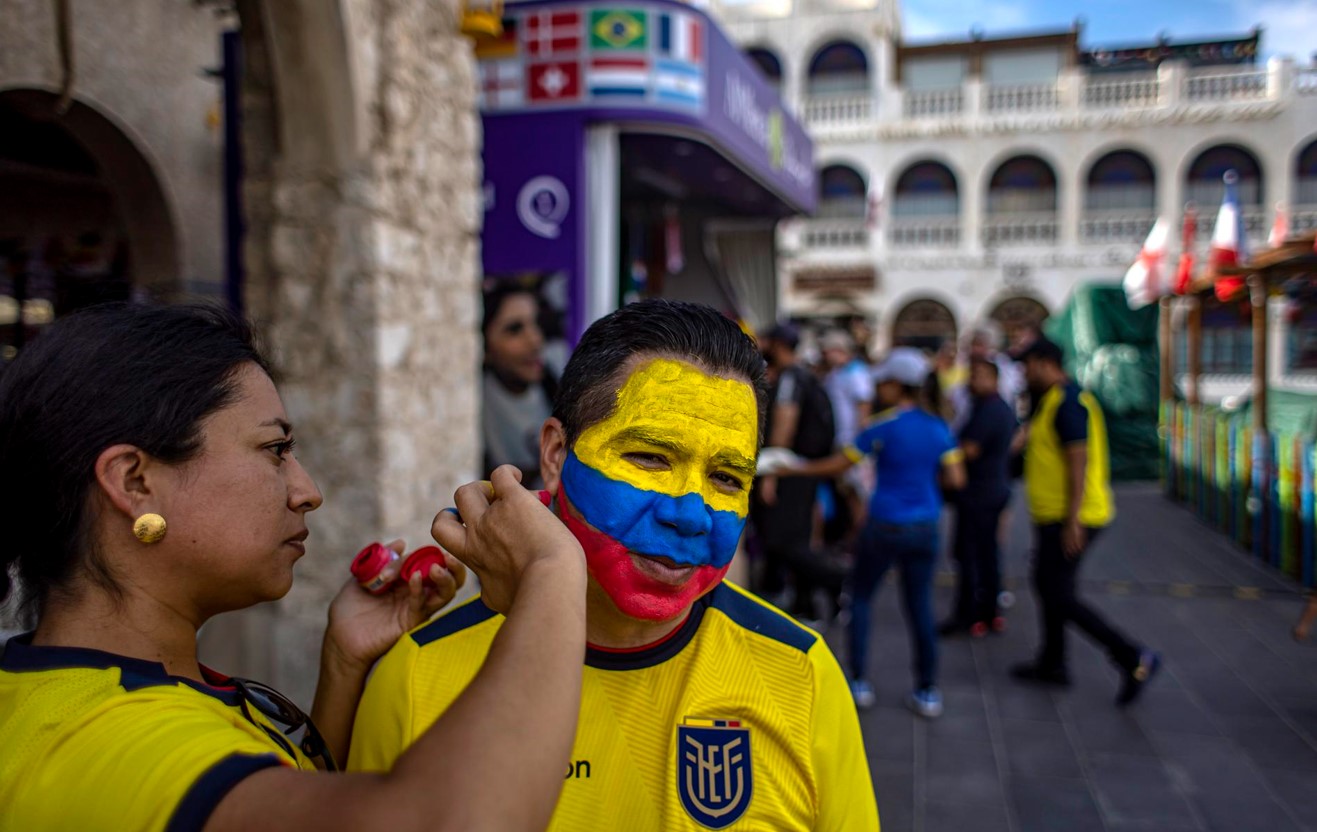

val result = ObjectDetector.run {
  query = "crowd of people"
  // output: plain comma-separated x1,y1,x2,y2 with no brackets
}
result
744,318,1162,718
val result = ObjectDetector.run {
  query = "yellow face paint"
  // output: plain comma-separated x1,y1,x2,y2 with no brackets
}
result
572,358,759,518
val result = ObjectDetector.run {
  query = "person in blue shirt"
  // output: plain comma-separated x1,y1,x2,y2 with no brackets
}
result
780,347,966,718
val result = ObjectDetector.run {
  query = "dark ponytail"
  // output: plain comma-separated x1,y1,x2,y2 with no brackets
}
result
0,303,269,616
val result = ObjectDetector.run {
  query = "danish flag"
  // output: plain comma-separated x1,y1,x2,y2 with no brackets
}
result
522,10,582,57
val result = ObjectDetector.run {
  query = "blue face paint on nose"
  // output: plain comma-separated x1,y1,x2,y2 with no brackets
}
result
561,453,746,568
653,492,714,537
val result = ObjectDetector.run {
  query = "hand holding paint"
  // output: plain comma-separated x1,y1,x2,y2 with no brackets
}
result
431,465,586,614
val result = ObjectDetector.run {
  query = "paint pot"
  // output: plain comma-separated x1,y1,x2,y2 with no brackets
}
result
400,546,448,585
351,542,400,595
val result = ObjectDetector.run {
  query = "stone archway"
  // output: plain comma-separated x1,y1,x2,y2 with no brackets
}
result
988,296,1049,348
0,89,181,358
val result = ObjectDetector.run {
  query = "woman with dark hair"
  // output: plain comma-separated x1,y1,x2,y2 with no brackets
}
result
0,303,586,832
482,282,557,487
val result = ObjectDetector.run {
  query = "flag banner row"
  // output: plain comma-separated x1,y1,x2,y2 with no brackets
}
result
476,6,706,114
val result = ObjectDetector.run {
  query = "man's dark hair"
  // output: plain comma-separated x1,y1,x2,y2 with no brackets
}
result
552,299,769,445
970,356,1000,379
0,303,268,616
1016,335,1064,368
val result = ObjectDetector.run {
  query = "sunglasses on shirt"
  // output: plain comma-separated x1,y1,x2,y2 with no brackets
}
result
229,676,338,772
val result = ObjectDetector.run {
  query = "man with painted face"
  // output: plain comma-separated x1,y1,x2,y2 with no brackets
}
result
349,300,878,831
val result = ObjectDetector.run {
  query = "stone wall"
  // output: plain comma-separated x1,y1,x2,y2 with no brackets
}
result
213,0,482,705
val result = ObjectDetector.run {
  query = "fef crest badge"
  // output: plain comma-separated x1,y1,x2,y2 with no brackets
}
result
677,717,752,828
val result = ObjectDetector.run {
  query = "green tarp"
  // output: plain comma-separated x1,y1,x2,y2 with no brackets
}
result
1044,284,1161,481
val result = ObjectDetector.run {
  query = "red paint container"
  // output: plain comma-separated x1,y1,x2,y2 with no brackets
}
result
351,542,400,594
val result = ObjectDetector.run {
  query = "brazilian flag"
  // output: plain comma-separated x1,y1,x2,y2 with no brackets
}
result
590,9,647,50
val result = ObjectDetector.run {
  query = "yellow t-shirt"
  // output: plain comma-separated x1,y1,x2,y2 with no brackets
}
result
0,634,317,832
350,582,880,831
1024,382,1115,527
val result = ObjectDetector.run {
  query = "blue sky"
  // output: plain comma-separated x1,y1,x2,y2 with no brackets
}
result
899,0,1317,61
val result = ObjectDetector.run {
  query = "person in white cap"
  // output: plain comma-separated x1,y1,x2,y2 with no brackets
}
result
770,347,966,717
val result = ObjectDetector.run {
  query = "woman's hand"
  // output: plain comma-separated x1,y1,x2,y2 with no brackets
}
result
432,465,585,614
322,539,466,675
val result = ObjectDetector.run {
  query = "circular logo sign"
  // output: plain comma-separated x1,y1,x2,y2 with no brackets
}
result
517,176,571,240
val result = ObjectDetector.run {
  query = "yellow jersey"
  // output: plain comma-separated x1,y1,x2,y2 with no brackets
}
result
1024,382,1115,527
350,582,879,831
0,633,317,832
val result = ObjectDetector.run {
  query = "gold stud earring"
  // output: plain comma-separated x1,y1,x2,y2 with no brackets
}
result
132,513,167,544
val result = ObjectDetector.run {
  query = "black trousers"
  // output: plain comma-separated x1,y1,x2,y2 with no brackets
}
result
951,496,1008,626
751,476,817,597
1032,524,1141,672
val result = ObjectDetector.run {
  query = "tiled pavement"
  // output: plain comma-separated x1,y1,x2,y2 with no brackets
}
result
829,483,1317,832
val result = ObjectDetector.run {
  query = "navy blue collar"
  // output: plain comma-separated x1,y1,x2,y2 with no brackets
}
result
584,592,712,671
1,632,242,706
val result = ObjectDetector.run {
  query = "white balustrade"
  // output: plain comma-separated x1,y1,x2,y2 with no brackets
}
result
800,219,869,249
1185,68,1268,102
888,217,961,248
804,94,872,128
1291,206,1317,235
903,88,964,118
1080,211,1156,244
1083,74,1159,108
985,83,1058,113
982,212,1059,246
1192,208,1268,241
1297,68,1317,96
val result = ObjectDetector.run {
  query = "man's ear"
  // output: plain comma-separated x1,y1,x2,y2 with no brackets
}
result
93,444,159,521
539,417,568,493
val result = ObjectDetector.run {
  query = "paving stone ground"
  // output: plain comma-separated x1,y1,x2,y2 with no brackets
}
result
831,483,1317,832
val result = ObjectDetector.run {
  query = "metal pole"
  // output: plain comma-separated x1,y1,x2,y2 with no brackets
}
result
222,30,245,315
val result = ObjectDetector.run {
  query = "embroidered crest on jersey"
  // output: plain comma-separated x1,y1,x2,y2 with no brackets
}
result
677,717,752,828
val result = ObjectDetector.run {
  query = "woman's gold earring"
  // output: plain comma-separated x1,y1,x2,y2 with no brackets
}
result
133,513,167,544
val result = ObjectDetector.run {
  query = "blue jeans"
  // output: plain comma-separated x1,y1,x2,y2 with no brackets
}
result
849,520,939,689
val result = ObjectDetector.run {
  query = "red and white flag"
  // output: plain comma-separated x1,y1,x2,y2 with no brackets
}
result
1173,205,1196,295
1268,201,1289,249
1124,217,1170,309
522,10,582,57
527,60,581,103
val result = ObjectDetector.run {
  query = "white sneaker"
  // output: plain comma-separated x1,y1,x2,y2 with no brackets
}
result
849,679,876,709
907,686,944,719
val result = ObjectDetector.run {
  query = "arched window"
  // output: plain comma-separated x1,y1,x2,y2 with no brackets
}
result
745,47,782,89
806,40,869,96
0,90,177,361
987,155,1057,214
1086,150,1156,212
892,298,956,351
1185,144,1263,208
988,297,1050,348
817,164,867,219
1296,139,1317,207
893,161,959,217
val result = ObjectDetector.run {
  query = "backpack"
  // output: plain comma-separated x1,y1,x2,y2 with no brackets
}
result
790,369,836,460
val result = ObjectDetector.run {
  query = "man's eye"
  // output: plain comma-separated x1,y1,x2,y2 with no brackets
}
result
624,452,669,470
711,472,745,491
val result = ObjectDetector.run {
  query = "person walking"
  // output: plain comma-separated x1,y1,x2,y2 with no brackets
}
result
942,357,1017,638
1011,336,1161,706
776,347,966,717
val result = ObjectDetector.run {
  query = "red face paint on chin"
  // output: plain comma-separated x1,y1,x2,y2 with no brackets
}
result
538,489,729,622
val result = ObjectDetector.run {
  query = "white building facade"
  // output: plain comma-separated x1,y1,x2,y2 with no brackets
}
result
718,0,1317,366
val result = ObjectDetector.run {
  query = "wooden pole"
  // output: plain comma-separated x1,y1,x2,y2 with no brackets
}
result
1249,273,1268,435
1187,295,1203,407
1159,295,1174,404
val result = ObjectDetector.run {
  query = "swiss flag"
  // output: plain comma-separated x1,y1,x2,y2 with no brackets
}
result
523,10,582,57
528,61,581,102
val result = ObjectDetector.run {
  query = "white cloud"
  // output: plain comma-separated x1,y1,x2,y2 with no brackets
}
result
1236,0,1317,62
901,0,1034,42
